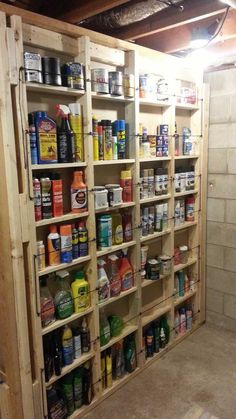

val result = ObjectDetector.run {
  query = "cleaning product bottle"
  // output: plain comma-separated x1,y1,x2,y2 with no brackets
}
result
71,171,87,213
174,310,180,336
53,330,62,376
51,173,63,217
72,224,79,260
60,373,74,415
54,271,73,319
56,104,75,163
71,270,90,313
73,368,83,409
97,259,110,303
78,221,88,256
69,103,83,162
43,334,54,382
33,178,42,221
178,271,185,297
35,111,58,164
82,363,93,405
101,353,106,389
62,325,73,366
146,328,154,357
186,302,193,330
160,327,166,349
108,254,121,297
73,327,82,359
179,308,186,334
99,309,111,347
161,315,170,344
106,348,113,388
124,335,137,373
46,386,66,419
81,317,90,353
112,213,123,245
40,278,55,327
119,249,133,291
47,225,60,266
152,320,160,353
60,224,72,263
28,112,38,165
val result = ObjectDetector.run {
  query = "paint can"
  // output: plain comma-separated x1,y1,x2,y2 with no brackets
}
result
109,71,123,96
42,57,62,86
124,74,135,98
146,259,160,280
62,62,84,90
91,68,109,94
24,52,43,83
94,187,108,211
105,184,123,207
97,215,112,250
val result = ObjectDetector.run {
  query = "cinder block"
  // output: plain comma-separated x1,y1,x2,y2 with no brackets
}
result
207,221,236,248
208,69,236,95
227,149,236,174
207,266,236,296
206,310,236,332
208,124,228,149
208,149,227,174
206,244,224,268
225,200,236,224
207,198,225,222
224,294,236,319
230,94,236,122
206,288,224,314
208,174,236,199
224,248,236,273
209,95,230,124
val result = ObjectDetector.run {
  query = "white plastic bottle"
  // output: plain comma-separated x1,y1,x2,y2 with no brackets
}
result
97,259,110,303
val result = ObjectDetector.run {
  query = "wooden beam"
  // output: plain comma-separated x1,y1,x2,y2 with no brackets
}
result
138,7,236,53
49,0,131,23
115,0,227,41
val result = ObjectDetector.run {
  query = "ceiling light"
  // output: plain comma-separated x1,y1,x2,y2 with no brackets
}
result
220,0,236,8
189,27,211,49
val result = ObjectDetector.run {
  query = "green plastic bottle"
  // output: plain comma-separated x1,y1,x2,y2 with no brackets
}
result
73,368,83,409
124,335,137,373
99,309,111,347
160,316,170,344
54,271,73,319
60,373,74,415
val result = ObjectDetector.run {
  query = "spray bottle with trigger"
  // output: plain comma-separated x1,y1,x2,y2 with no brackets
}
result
56,104,75,163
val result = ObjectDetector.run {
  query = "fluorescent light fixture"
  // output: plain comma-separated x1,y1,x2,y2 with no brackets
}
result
220,0,236,8
189,27,210,49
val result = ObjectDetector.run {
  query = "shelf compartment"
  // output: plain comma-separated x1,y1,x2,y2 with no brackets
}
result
93,159,135,165
42,307,94,336
102,368,139,396
139,98,171,108
36,212,89,227
26,82,85,96
174,189,198,198
139,157,171,163
141,304,171,327
45,351,95,387
31,162,87,170
175,102,199,111
92,91,134,103
175,155,199,160
140,228,171,243
174,221,198,232
38,255,91,277
98,286,138,308
95,202,135,214
141,275,168,288
100,324,138,352
96,240,136,258
174,289,197,307
140,194,171,205
144,343,171,366
174,257,197,273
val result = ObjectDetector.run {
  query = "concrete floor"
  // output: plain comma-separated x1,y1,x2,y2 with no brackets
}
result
85,325,236,419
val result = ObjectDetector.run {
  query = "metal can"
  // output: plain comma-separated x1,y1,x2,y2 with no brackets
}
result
159,255,172,276
24,52,43,83
91,68,109,94
141,207,149,236
124,74,135,98
94,187,108,211
146,259,160,280
105,184,123,207
109,71,123,96
62,62,84,90
97,215,112,250
139,74,149,98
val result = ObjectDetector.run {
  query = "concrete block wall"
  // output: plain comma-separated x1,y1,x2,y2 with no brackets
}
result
205,69,236,332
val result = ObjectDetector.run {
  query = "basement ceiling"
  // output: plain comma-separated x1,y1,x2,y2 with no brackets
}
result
2,0,236,58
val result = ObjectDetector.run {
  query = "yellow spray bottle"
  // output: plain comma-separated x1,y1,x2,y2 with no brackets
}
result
69,103,83,162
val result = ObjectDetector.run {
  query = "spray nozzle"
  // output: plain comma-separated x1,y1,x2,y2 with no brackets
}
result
56,104,70,118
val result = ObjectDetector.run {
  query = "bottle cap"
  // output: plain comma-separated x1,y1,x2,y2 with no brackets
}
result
75,270,84,280
60,224,72,236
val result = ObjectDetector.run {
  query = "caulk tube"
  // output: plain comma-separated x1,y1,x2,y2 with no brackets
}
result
56,104,75,163
69,103,83,162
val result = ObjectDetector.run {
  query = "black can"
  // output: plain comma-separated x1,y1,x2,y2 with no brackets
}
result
146,259,160,280
42,57,62,86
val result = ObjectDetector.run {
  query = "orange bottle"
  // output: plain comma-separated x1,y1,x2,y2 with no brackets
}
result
47,225,60,266
71,171,87,213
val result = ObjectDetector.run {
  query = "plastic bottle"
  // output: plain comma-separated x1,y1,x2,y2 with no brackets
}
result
71,271,90,313
33,178,42,221
43,335,54,382
60,373,74,415
56,104,75,163
41,177,52,219
119,249,133,291
35,111,58,164
78,221,88,256
112,213,123,245
47,225,60,266
178,271,185,297
60,224,72,263
62,325,73,366
73,328,82,359
146,328,154,357
72,224,79,260
51,173,63,217
82,363,93,405
37,240,46,271
106,348,113,388
174,311,180,336
160,327,166,349
69,103,83,162
54,271,73,319
81,317,90,353
28,112,38,164
53,331,62,376
97,259,110,303
98,124,103,160
99,309,111,346
186,196,195,222
101,352,106,389
124,335,137,373
71,171,87,213
186,303,193,330
179,308,187,334
152,320,160,353
40,278,55,327
120,170,132,202
122,213,132,242
108,254,121,297
73,368,83,409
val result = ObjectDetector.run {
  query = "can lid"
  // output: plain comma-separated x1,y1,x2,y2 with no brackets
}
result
60,224,72,235
159,255,171,261
147,259,158,265
179,245,188,251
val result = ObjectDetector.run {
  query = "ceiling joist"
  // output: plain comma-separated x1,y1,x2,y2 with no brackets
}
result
115,0,227,41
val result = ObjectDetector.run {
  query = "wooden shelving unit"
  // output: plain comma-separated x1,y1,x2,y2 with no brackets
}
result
0,9,208,419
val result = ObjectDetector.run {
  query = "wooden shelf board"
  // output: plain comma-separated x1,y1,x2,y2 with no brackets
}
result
174,289,197,307
36,212,88,227
141,275,168,288
100,324,138,352
93,159,135,165
139,157,171,163
42,307,94,336
26,82,85,96
175,102,199,111
102,368,139,396
174,257,197,273
98,286,138,308
92,91,134,103
175,155,199,160
174,189,198,198
45,351,95,387
95,202,135,214
96,240,136,258
31,162,87,170
68,398,98,419
174,221,198,232
139,98,171,108
140,229,171,243
140,194,171,204
38,255,91,277
141,304,171,327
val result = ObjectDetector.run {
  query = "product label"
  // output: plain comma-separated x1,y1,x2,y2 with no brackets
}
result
74,378,83,409
124,222,132,242
122,271,133,291
71,187,87,210
62,336,73,365
58,133,68,161
38,120,57,162
117,130,126,157
73,335,82,359
110,278,121,297
75,287,89,311
114,225,123,244
155,175,163,195
55,292,73,319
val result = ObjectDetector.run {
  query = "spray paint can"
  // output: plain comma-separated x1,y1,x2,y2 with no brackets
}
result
33,178,42,221
98,125,104,160
28,113,38,165
41,178,52,219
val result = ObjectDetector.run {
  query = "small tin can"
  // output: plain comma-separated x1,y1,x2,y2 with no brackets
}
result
146,259,160,280
24,52,43,83
62,62,84,90
109,71,123,96
124,74,135,98
42,57,62,86
97,215,112,250
94,186,108,210
159,255,172,276
91,68,109,94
